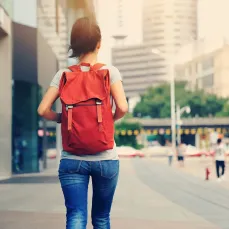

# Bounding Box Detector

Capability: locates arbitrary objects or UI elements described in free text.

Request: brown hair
[69,17,101,58]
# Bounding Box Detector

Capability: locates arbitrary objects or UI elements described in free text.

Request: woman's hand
[37,87,60,122]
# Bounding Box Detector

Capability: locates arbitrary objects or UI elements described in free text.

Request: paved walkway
[0,158,226,229]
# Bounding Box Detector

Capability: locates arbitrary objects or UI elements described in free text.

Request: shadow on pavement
[0,175,59,184]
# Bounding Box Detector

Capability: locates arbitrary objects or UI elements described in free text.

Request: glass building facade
[1,0,96,177]
[12,81,41,173]
[11,21,40,174]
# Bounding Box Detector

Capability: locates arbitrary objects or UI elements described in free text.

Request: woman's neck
[79,52,98,65]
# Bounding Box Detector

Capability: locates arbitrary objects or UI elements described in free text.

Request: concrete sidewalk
[0,159,219,229]
[163,156,229,188]
[0,211,218,229]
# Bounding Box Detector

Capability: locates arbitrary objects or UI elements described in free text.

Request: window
[166,15,173,18]
[188,65,192,75]
[197,78,202,89]
[202,74,214,87]
[176,69,185,79]
[152,21,164,26]
[195,63,198,73]
[202,57,214,70]
[12,81,41,173]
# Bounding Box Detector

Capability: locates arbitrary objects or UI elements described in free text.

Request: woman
[38,17,128,229]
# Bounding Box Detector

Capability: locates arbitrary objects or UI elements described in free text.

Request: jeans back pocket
[58,159,82,174]
[99,160,119,179]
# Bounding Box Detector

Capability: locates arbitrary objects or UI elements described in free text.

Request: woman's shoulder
[102,65,119,72]
[102,65,122,84]
[55,68,71,78]
[57,68,71,74]
[50,68,71,88]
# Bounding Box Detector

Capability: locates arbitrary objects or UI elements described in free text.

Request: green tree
[216,102,229,117]
[133,82,228,118]
[115,121,142,149]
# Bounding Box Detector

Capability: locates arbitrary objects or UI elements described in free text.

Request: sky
[198,0,229,40]
[175,0,229,64]
[13,0,37,28]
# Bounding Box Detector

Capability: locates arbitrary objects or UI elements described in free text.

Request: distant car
[46,146,145,159]
[142,146,168,157]
[204,151,215,157]
[47,148,57,159]
[226,150,229,156]
[135,149,145,158]
[184,145,204,157]
[117,146,138,158]
[149,141,161,147]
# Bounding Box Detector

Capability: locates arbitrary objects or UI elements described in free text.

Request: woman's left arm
[37,87,60,122]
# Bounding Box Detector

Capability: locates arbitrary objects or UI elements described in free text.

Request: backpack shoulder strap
[93,63,113,108]
[68,65,80,72]
[93,63,105,71]
[68,63,105,72]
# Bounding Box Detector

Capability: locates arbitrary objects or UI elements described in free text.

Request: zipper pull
[66,105,73,111]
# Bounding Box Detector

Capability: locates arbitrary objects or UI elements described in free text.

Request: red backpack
[59,63,114,155]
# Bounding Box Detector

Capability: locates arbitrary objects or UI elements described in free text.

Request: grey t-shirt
[50,65,122,161]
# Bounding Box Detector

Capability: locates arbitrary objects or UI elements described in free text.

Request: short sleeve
[107,66,122,85]
[50,69,70,89]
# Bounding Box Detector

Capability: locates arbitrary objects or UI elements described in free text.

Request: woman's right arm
[37,87,60,122]
[111,80,128,121]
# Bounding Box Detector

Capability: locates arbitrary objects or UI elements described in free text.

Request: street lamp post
[170,62,176,152]
[152,49,176,151]
[176,105,191,144]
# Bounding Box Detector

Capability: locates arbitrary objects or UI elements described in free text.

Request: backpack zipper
[66,102,102,110]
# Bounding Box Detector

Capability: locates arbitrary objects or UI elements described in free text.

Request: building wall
[0,5,12,178]
[112,0,197,98]
[12,22,40,173]
[11,0,51,174]
[37,31,58,91]
[143,0,197,50]
[175,43,229,98]
[214,47,229,98]
[112,44,166,98]
[13,23,38,83]
[0,0,61,175]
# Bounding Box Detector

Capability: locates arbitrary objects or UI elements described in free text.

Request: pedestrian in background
[38,17,128,229]
[214,138,226,182]
[165,139,173,166]
[177,142,186,167]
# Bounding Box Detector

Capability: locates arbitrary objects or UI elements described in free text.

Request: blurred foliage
[147,134,171,146]
[123,112,133,120]
[216,102,229,117]
[115,121,142,149]
[133,82,229,118]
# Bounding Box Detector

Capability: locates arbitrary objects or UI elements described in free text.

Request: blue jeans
[58,159,119,229]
